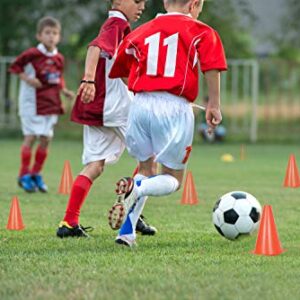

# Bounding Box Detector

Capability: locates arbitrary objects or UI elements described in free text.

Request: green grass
[1,139,300,300]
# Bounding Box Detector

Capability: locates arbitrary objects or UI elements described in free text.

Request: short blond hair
[37,16,61,34]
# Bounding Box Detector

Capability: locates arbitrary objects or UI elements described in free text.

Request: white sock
[119,173,148,239]
[119,174,179,240]
[136,174,179,198]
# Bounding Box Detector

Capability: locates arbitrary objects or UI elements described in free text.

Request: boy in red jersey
[56,0,157,238]
[10,17,74,193]
[108,0,227,247]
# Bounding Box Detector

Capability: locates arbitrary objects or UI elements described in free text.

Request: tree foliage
[277,0,300,61]
[0,0,254,59]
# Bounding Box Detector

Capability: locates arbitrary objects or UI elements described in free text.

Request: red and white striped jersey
[71,10,132,127]
[110,13,227,102]
[9,43,65,116]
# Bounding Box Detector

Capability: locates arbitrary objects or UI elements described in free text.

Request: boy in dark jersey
[10,16,74,193]
[56,0,157,238]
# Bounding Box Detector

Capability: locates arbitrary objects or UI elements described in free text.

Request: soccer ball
[212,191,262,240]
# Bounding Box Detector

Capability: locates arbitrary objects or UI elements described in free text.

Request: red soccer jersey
[109,13,227,102]
[71,10,132,126]
[9,44,65,115]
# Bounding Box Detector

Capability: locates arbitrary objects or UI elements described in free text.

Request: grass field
[1,139,300,300]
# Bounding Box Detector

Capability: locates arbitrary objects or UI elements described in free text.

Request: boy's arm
[204,70,222,129]
[77,46,101,103]
[9,49,42,88]
[62,87,75,100]
[19,72,42,88]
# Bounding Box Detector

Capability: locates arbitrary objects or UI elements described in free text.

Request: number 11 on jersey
[145,32,179,77]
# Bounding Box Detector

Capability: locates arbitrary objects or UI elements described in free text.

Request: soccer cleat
[18,174,36,193]
[31,174,48,193]
[56,221,93,238]
[115,235,136,248]
[136,215,157,236]
[108,177,138,230]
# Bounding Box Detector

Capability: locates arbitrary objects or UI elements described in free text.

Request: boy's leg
[116,164,183,245]
[31,136,50,174]
[57,160,104,238]
[131,160,158,236]
[31,136,50,192]
[18,135,36,192]
[57,125,123,238]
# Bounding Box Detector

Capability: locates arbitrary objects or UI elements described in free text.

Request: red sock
[63,175,93,226]
[19,145,32,177]
[31,145,48,174]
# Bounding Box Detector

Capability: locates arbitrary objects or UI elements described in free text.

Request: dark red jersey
[71,10,132,126]
[9,44,65,116]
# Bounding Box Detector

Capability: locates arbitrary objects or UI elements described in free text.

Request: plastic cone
[283,154,300,188]
[6,196,25,230]
[180,171,199,205]
[58,160,73,194]
[252,205,285,256]
[240,144,246,160]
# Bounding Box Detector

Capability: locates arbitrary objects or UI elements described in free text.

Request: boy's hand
[62,88,75,100]
[77,82,95,103]
[26,78,42,88]
[206,106,222,132]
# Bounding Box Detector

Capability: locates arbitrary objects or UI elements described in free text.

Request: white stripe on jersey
[180,32,206,97]
[18,63,36,116]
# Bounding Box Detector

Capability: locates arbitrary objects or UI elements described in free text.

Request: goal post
[197,59,259,142]
[0,56,19,129]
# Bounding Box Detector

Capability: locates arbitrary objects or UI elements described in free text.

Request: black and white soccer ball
[212,191,262,240]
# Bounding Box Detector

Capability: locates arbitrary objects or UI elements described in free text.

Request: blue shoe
[31,174,48,193]
[18,174,36,193]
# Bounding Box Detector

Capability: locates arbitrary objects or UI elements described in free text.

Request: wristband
[80,80,96,84]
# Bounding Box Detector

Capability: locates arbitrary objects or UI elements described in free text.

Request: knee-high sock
[19,145,32,176]
[31,145,48,174]
[63,175,92,226]
[119,173,148,237]
[136,174,179,198]
[119,174,179,239]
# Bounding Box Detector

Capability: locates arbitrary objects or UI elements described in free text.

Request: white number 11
[145,32,179,77]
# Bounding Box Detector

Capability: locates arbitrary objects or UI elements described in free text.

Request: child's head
[110,0,146,22]
[36,16,61,51]
[164,0,205,19]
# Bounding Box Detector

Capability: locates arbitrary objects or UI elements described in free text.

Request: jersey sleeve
[9,49,34,74]
[197,28,227,73]
[109,37,136,79]
[89,18,130,59]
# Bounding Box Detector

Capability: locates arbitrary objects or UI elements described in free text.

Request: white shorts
[20,115,58,137]
[82,125,126,165]
[126,92,194,170]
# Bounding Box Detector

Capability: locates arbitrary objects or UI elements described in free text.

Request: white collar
[156,12,192,18]
[109,10,127,21]
[37,43,58,57]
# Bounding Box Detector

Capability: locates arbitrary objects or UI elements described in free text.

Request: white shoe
[108,177,138,230]
[115,235,136,248]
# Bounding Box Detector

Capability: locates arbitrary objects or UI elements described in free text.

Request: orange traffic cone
[283,154,300,188]
[252,205,285,256]
[58,160,73,194]
[6,196,25,230]
[240,144,246,160]
[180,171,199,205]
